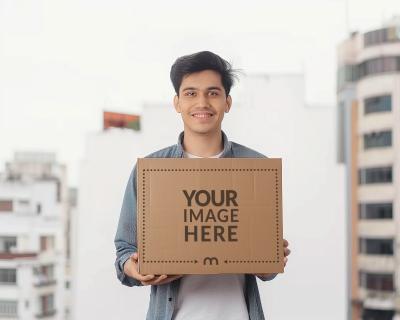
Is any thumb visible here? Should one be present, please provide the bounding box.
[131,252,138,261]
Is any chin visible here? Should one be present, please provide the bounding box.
[190,127,219,135]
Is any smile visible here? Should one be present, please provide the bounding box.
[191,112,214,118]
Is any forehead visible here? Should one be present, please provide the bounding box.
[180,70,223,90]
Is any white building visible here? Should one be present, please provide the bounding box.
[0,152,68,319]
[73,74,345,320]
[337,17,400,320]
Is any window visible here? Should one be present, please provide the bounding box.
[359,271,394,291]
[364,28,387,47]
[359,203,392,219]
[34,264,56,287]
[359,238,394,255]
[337,65,358,89]
[0,200,12,212]
[56,180,61,202]
[0,269,17,284]
[364,26,400,47]
[0,236,17,253]
[387,26,400,41]
[362,308,394,320]
[364,130,392,149]
[338,56,400,85]
[358,56,400,79]
[41,265,54,280]
[358,167,392,184]
[0,301,17,318]
[364,95,392,114]
[40,235,55,252]
[39,294,55,316]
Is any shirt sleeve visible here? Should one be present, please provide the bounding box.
[114,164,143,287]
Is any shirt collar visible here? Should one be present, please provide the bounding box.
[175,130,232,158]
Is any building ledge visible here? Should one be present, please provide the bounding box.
[0,252,37,260]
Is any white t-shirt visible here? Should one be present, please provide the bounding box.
[172,149,249,320]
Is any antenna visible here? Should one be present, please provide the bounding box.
[345,0,350,35]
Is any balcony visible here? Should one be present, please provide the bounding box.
[359,288,396,310]
[35,309,56,319]
[34,279,57,288]
[358,254,395,273]
[33,274,57,288]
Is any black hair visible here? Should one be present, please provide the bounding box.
[170,51,237,96]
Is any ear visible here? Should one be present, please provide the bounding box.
[173,95,181,113]
[225,95,232,113]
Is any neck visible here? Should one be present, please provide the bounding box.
[182,128,224,157]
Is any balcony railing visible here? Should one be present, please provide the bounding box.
[34,279,57,287]
[33,276,57,287]
[358,254,395,272]
[359,287,396,301]
[35,309,56,318]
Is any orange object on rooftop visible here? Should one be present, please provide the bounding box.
[103,111,140,131]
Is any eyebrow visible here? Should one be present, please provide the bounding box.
[182,86,222,92]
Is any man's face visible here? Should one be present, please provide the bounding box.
[173,70,232,135]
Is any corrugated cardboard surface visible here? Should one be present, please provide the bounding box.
[137,158,283,275]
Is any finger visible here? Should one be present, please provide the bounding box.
[141,274,183,286]
[283,239,289,247]
[141,275,167,286]
[143,274,176,286]
[137,274,155,282]
[284,257,288,266]
[284,248,291,256]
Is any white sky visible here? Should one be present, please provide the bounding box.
[1,0,400,186]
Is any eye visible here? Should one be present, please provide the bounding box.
[209,91,219,96]
[184,91,196,97]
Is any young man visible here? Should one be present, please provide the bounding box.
[114,51,291,320]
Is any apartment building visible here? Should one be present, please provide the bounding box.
[337,17,400,320]
[0,152,68,319]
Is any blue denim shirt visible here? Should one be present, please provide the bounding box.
[114,131,277,320]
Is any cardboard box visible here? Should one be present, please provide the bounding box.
[137,158,283,275]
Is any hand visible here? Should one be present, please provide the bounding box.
[282,238,290,267]
[124,252,183,286]
[255,238,291,278]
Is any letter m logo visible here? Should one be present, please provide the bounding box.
[203,257,219,266]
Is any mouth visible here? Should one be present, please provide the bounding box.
[191,111,214,119]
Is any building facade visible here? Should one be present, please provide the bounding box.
[337,17,400,320]
[0,152,69,319]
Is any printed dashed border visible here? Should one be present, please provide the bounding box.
[141,168,280,264]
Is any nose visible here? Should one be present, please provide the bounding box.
[197,93,210,108]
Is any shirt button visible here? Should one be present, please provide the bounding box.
[168,298,172,302]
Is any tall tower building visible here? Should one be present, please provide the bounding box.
[0,152,69,319]
[337,17,400,320]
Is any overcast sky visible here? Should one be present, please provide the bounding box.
[1,0,400,186]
